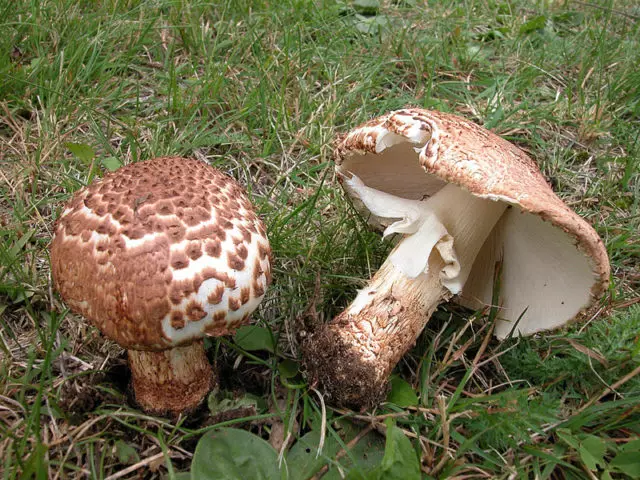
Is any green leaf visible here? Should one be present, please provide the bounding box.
[558,430,608,472]
[114,440,140,465]
[21,443,47,480]
[353,0,380,16]
[65,142,95,164]
[579,444,603,471]
[286,430,340,479]
[368,418,420,480]
[386,376,418,407]
[287,420,386,479]
[352,14,390,35]
[579,435,607,471]
[8,229,35,259]
[619,438,640,453]
[556,429,580,450]
[234,326,275,353]
[609,451,640,477]
[191,428,283,480]
[207,389,260,415]
[552,11,585,27]
[519,15,547,34]
[278,359,299,379]
[101,156,122,171]
[324,426,385,479]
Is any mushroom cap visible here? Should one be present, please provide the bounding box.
[335,108,610,338]
[51,157,271,350]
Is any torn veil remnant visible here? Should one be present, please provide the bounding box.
[302,109,610,409]
[50,157,271,416]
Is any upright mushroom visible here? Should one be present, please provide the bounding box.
[51,157,271,415]
[302,109,609,409]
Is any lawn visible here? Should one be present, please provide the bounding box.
[1,0,639,478]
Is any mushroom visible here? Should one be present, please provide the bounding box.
[50,157,271,415]
[302,109,609,409]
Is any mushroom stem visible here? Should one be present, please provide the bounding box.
[303,179,507,408]
[304,257,449,409]
[128,341,214,416]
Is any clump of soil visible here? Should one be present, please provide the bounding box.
[301,324,388,411]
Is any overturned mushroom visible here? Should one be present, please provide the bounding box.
[51,157,271,415]
[302,109,609,409]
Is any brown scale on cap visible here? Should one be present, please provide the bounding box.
[207,284,225,305]
[186,223,218,241]
[238,225,253,243]
[236,243,249,261]
[253,281,265,298]
[185,301,207,321]
[258,242,270,260]
[240,287,251,305]
[204,239,222,258]
[186,242,203,260]
[232,235,244,246]
[227,252,245,271]
[228,297,242,312]
[171,311,185,329]
[171,251,189,270]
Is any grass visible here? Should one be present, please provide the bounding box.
[0,0,639,477]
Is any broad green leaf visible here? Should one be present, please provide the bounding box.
[609,451,640,477]
[619,439,640,453]
[353,0,380,15]
[579,445,603,472]
[114,440,140,465]
[278,359,299,379]
[324,425,385,479]
[65,142,95,164]
[552,11,585,27]
[234,326,275,352]
[207,389,260,415]
[287,420,386,480]
[101,156,122,171]
[286,430,340,479]
[368,418,420,480]
[386,376,418,407]
[558,430,608,472]
[519,15,546,34]
[191,428,283,480]
[353,15,390,35]
[579,435,607,471]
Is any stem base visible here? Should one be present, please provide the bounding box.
[128,341,214,416]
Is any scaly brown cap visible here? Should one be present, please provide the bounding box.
[51,157,271,349]
[334,109,610,338]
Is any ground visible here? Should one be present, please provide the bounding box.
[0,0,639,478]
